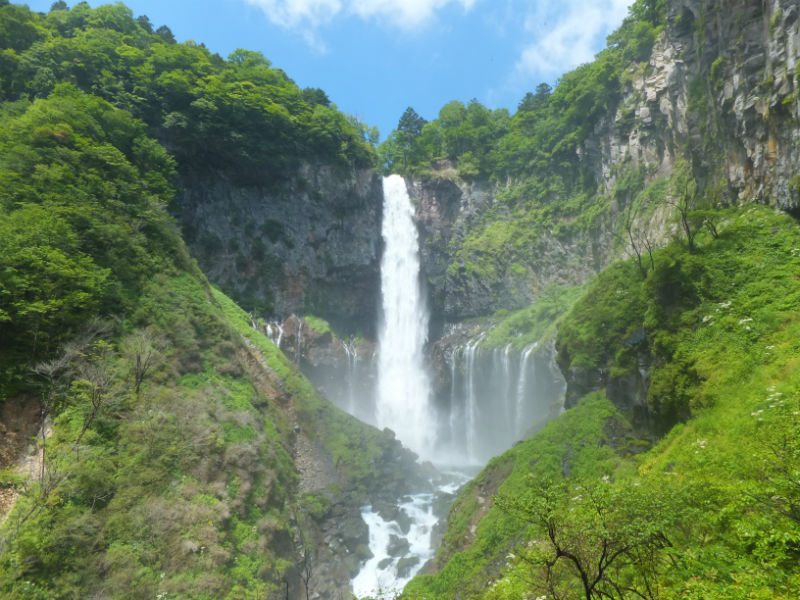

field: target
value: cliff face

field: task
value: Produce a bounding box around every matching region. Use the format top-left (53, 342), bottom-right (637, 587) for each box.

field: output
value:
top-left (408, 0), bottom-right (800, 322)
top-left (175, 164), bottom-right (383, 335)
top-left (595, 0), bottom-right (800, 209)
top-left (409, 173), bottom-right (613, 321)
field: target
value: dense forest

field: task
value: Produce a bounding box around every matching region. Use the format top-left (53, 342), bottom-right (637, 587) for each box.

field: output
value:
top-left (1, 0), bottom-right (800, 599)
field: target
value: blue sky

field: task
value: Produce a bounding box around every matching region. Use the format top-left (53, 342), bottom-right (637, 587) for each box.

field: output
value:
top-left (25, 0), bottom-right (632, 139)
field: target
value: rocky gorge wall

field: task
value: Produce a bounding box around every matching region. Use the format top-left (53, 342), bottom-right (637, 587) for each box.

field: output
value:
top-left (174, 164), bottom-right (384, 336)
top-left (406, 0), bottom-right (800, 324)
top-left (596, 0), bottom-right (800, 209)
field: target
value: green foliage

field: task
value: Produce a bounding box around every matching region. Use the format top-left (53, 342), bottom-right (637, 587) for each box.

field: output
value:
top-left (0, 85), bottom-right (179, 396)
top-left (412, 205), bottom-right (800, 599)
top-left (482, 283), bottom-right (590, 350)
top-left (303, 314), bottom-right (332, 337)
top-left (0, 268), bottom-right (303, 598)
top-left (556, 260), bottom-right (648, 371)
top-left (0, 10), bottom-right (392, 593)
top-left (381, 1), bottom-right (662, 182)
top-left (0, 2), bottom-right (376, 184)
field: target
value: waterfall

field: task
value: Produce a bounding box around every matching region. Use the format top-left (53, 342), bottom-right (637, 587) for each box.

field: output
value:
top-left (516, 343), bottom-right (537, 438)
top-left (501, 344), bottom-right (513, 434)
top-left (447, 348), bottom-right (459, 452)
top-left (265, 321), bottom-right (284, 349)
top-left (343, 339), bottom-right (359, 415)
top-left (295, 317), bottom-right (303, 362)
top-left (376, 175), bottom-right (434, 459)
top-left (463, 337), bottom-right (482, 463)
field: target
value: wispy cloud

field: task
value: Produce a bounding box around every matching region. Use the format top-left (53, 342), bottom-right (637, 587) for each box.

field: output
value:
top-left (242, 0), bottom-right (477, 36)
top-left (514, 0), bottom-right (631, 77)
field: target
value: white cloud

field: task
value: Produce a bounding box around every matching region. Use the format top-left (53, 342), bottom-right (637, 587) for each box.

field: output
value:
top-left (349, 0), bottom-right (476, 29)
top-left (243, 0), bottom-right (342, 29)
top-left (242, 0), bottom-right (476, 33)
top-left (514, 0), bottom-right (631, 77)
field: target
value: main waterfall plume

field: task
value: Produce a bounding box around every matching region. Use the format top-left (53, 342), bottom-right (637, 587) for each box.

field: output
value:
top-left (376, 175), bottom-right (434, 459)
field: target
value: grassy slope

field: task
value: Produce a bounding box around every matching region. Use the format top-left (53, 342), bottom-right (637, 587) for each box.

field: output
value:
top-left (0, 260), bottom-right (406, 599)
top-left (405, 204), bottom-right (800, 599)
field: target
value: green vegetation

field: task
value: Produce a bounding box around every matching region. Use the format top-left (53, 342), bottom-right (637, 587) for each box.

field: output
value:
top-left (407, 204), bottom-right (800, 599)
top-left (0, 4), bottom-right (398, 597)
top-left (381, 0), bottom-right (664, 183)
top-left (0, 264), bottom-right (305, 598)
top-left (482, 283), bottom-right (590, 351)
top-left (0, 82), bottom-right (183, 397)
top-left (303, 314), bottom-right (333, 337)
top-left (0, 1), bottom-right (376, 187)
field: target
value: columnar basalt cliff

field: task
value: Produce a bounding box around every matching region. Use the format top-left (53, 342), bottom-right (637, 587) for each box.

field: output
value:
top-left (595, 0), bottom-right (800, 208)
top-left (175, 164), bottom-right (384, 335)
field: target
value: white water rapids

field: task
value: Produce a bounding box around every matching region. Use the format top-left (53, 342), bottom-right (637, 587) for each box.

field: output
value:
top-left (351, 475), bottom-right (467, 600)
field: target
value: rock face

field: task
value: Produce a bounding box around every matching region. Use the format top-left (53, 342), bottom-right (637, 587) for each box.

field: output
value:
top-left (597, 0), bottom-right (800, 210)
top-left (175, 163), bottom-right (383, 335)
top-left (408, 173), bottom-right (614, 321)
top-left (407, 0), bottom-right (800, 322)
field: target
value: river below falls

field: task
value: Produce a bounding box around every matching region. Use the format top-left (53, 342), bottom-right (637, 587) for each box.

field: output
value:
top-left (351, 468), bottom-right (473, 599)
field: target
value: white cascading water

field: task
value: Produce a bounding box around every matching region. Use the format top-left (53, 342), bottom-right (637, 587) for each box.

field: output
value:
top-left (516, 343), bottom-right (537, 438)
top-left (351, 474), bottom-right (469, 600)
top-left (375, 174), bottom-right (434, 459)
top-left (351, 494), bottom-right (438, 600)
top-left (464, 337), bottom-right (481, 463)
top-left (343, 339), bottom-right (359, 415)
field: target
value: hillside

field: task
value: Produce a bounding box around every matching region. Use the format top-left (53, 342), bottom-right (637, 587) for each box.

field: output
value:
top-left (1, 0), bottom-right (800, 599)
top-left (405, 204), bottom-right (800, 599)
top-left (0, 4), bottom-right (420, 599)
top-left (396, 0), bottom-right (800, 597)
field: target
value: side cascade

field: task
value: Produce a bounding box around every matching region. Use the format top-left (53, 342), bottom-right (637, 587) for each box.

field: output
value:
top-left (440, 339), bottom-right (565, 464)
top-left (375, 174), bottom-right (435, 459)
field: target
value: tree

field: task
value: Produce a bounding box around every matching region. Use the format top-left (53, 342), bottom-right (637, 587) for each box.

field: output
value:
top-left (666, 161), bottom-right (701, 252)
top-left (71, 339), bottom-right (117, 451)
top-left (291, 508), bottom-right (316, 600)
top-left (615, 169), bottom-right (655, 279)
top-left (497, 477), bottom-right (683, 600)
top-left (136, 14), bottom-right (153, 33)
top-left (155, 24), bottom-right (175, 43)
top-left (395, 106), bottom-right (428, 170)
top-left (31, 350), bottom-right (72, 482)
top-left (121, 328), bottom-right (164, 396)
top-left (302, 87), bottom-right (330, 107)
top-left (519, 83), bottom-right (552, 112)
top-left (621, 202), bottom-right (655, 279)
